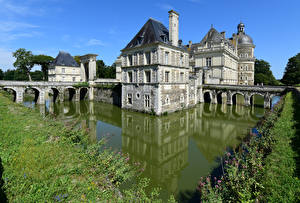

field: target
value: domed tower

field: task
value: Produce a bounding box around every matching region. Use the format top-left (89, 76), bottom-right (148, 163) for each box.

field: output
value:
top-left (235, 22), bottom-right (255, 85)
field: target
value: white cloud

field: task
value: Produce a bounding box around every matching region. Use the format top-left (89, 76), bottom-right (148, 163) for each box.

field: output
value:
top-left (0, 0), bottom-right (45, 16)
top-left (0, 48), bottom-right (15, 70)
top-left (0, 21), bottom-right (39, 32)
top-left (86, 39), bottom-right (105, 46)
top-left (156, 3), bottom-right (174, 11)
top-left (0, 21), bottom-right (40, 42)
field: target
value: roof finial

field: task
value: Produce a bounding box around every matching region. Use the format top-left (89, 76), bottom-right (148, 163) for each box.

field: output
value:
top-left (211, 24), bottom-right (213, 28)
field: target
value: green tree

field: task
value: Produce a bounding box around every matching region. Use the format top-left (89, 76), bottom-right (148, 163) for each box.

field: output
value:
top-left (14, 69), bottom-right (28, 81)
top-left (254, 59), bottom-right (278, 85)
top-left (96, 59), bottom-right (107, 78)
top-left (31, 70), bottom-right (43, 81)
top-left (32, 55), bottom-right (54, 81)
top-left (13, 48), bottom-right (34, 81)
top-left (281, 53), bottom-right (300, 85)
top-left (0, 69), bottom-right (3, 80)
top-left (74, 55), bottom-right (81, 66)
top-left (3, 69), bottom-right (16, 80)
top-left (96, 60), bottom-right (116, 79)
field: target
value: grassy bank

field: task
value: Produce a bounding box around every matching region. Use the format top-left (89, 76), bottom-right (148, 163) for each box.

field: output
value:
top-left (198, 92), bottom-right (300, 202)
top-left (0, 93), bottom-right (164, 202)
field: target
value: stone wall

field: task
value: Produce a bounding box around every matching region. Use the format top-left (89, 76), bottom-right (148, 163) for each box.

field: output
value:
top-left (93, 85), bottom-right (121, 107)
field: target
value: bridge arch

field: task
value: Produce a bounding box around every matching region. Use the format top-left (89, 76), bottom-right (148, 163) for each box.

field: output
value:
top-left (24, 86), bottom-right (42, 103)
top-left (216, 91), bottom-right (226, 104)
top-left (249, 92), bottom-right (265, 107)
top-left (64, 87), bottom-right (76, 101)
top-left (48, 87), bottom-right (60, 103)
top-left (203, 90), bottom-right (213, 103)
top-left (79, 87), bottom-right (88, 100)
top-left (3, 87), bottom-right (18, 102)
top-left (231, 91), bottom-right (245, 105)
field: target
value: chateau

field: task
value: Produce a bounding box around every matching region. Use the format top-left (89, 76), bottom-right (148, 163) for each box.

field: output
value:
top-left (47, 10), bottom-right (256, 115)
top-left (118, 10), bottom-right (255, 115)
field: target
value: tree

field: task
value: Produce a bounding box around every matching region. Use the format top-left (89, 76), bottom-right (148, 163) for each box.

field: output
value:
top-left (31, 70), bottom-right (44, 81)
top-left (96, 60), bottom-right (116, 79)
top-left (3, 69), bottom-right (16, 80)
top-left (0, 69), bottom-right (3, 80)
top-left (254, 59), bottom-right (278, 85)
top-left (13, 48), bottom-right (34, 81)
top-left (281, 53), bottom-right (300, 85)
top-left (74, 55), bottom-right (81, 66)
top-left (32, 55), bottom-right (54, 81)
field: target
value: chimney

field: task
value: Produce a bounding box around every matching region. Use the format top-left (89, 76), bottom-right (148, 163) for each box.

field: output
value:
top-left (168, 10), bottom-right (179, 47)
top-left (189, 40), bottom-right (192, 48)
top-left (221, 31), bottom-right (226, 38)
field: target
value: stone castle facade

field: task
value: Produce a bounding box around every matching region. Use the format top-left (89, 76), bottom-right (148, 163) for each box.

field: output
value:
top-left (118, 10), bottom-right (255, 115)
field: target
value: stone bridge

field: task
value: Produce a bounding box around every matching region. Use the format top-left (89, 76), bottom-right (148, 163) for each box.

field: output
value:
top-left (200, 84), bottom-right (289, 108)
top-left (0, 80), bottom-right (95, 104)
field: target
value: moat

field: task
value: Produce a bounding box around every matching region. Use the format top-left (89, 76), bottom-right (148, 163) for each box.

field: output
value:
top-left (23, 96), bottom-right (278, 200)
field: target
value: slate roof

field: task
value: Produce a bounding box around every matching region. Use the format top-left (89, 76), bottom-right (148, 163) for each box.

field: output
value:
top-left (124, 18), bottom-right (170, 50)
top-left (51, 51), bottom-right (80, 67)
top-left (199, 27), bottom-right (235, 49)
top-left (237, 33), bottom-right (254, 45)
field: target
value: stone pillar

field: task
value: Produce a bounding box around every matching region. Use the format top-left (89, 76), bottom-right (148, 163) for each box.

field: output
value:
top-left (264, 96), bottom-right (271, 109)
top-left (38, 90), bottom-right (45, 105)
top-left (89, 87), bottom-right (94, 101)
top-left (79, 54), bottom-right (98, 82)
top-left (59, 92), bottom-right (64, 103)
top-left (211, 91), bottom-right (217, 104)
top-left (75, 89), bottom-right (80, 102)
top-left (199, 88), bottom-right (204, 103)
top-left (15, 88), bottom-right (24, 103)
top-left (244, 94), bottom-right (250, 106)
top-left (226, 91), bottom-right (232, 105)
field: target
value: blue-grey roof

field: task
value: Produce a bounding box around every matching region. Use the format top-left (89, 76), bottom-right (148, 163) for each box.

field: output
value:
top-left (199, 27), bottom-right (235, 49)
top-left (124, 18), bottom-right (170, 49)
top-left (237, 33), bottom-right (254, 45)
top-left (51, 51), bottom-right (80, 67)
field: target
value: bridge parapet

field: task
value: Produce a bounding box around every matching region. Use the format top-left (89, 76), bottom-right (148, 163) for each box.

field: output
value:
top-left (200, 84), bottom-right (291, 108)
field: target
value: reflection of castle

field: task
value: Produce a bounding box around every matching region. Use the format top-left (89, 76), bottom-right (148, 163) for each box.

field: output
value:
top-left (44, 101), bottom-right (263, 195)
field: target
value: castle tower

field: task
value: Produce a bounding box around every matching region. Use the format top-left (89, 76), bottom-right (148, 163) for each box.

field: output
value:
top-left (168, 10), bottom-right (179, 47)
top-left (235, 22), bottom-right (255, 85)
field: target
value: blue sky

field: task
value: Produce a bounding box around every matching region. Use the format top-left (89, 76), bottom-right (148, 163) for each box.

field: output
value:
top-left (0, 0), bottom-right (299, 79)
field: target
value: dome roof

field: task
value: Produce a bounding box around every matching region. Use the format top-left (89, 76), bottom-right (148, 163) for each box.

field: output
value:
top-left (237, 33), bottom-right (253, 45)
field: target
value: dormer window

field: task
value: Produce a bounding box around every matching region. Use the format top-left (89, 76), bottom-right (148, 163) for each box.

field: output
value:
top-left (161, 35), bottom-right (168, 43)
top-left (137, 36), bottom-right (143, 45)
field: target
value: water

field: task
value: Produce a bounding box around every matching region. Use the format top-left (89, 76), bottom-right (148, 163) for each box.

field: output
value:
top-left (23, 95), bottom-right (276, 200)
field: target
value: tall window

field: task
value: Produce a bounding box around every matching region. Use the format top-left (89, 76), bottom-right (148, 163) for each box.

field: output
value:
top-left (62, 68), bottom-right (65, 73)
top-left (145, 94), bottom-right (150, 107)
top-left (180, 55), bottom-right (184, 66)
top-left (72, 77), bottom-right (76, 82)
top-left (165, 71), bottom-right (169, 82)
top-left (180, 72), bottom-right (184, 82)
top-left (128, 72), bottom-right (133, 82)
top-left (165, 52), bottom-right (169, 65)
top-left (128, 55), bottom-right (133, 66)
top-left (127, 93), bottom-right (132, 105)
top-left (206, 57), bottom-right (212, 67)
top-left (145, 71), bottom-right (151, 83)
top-left (145, 52), bottom-right (151, 65)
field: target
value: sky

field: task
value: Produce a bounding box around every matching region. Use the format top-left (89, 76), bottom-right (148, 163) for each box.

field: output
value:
top-left (0, 0), bottom-right (299, 79)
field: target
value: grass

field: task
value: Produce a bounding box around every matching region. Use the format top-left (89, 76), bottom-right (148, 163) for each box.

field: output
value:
top-left (0, 92), bottom-right (165, 202)
top-left (262, 92), bottom-right (300, 202)
top-left (198, 91), bottom-right (300, 202)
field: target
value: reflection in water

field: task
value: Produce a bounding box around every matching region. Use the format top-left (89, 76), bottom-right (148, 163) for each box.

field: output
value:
top-left (27, 99), bottom-right (265, 200)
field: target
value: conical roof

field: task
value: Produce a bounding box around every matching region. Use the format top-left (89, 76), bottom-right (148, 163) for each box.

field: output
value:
top-left (51, 51), bottom-right (79, 67)
top-left (124, 18), bottom-right (170, 50)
